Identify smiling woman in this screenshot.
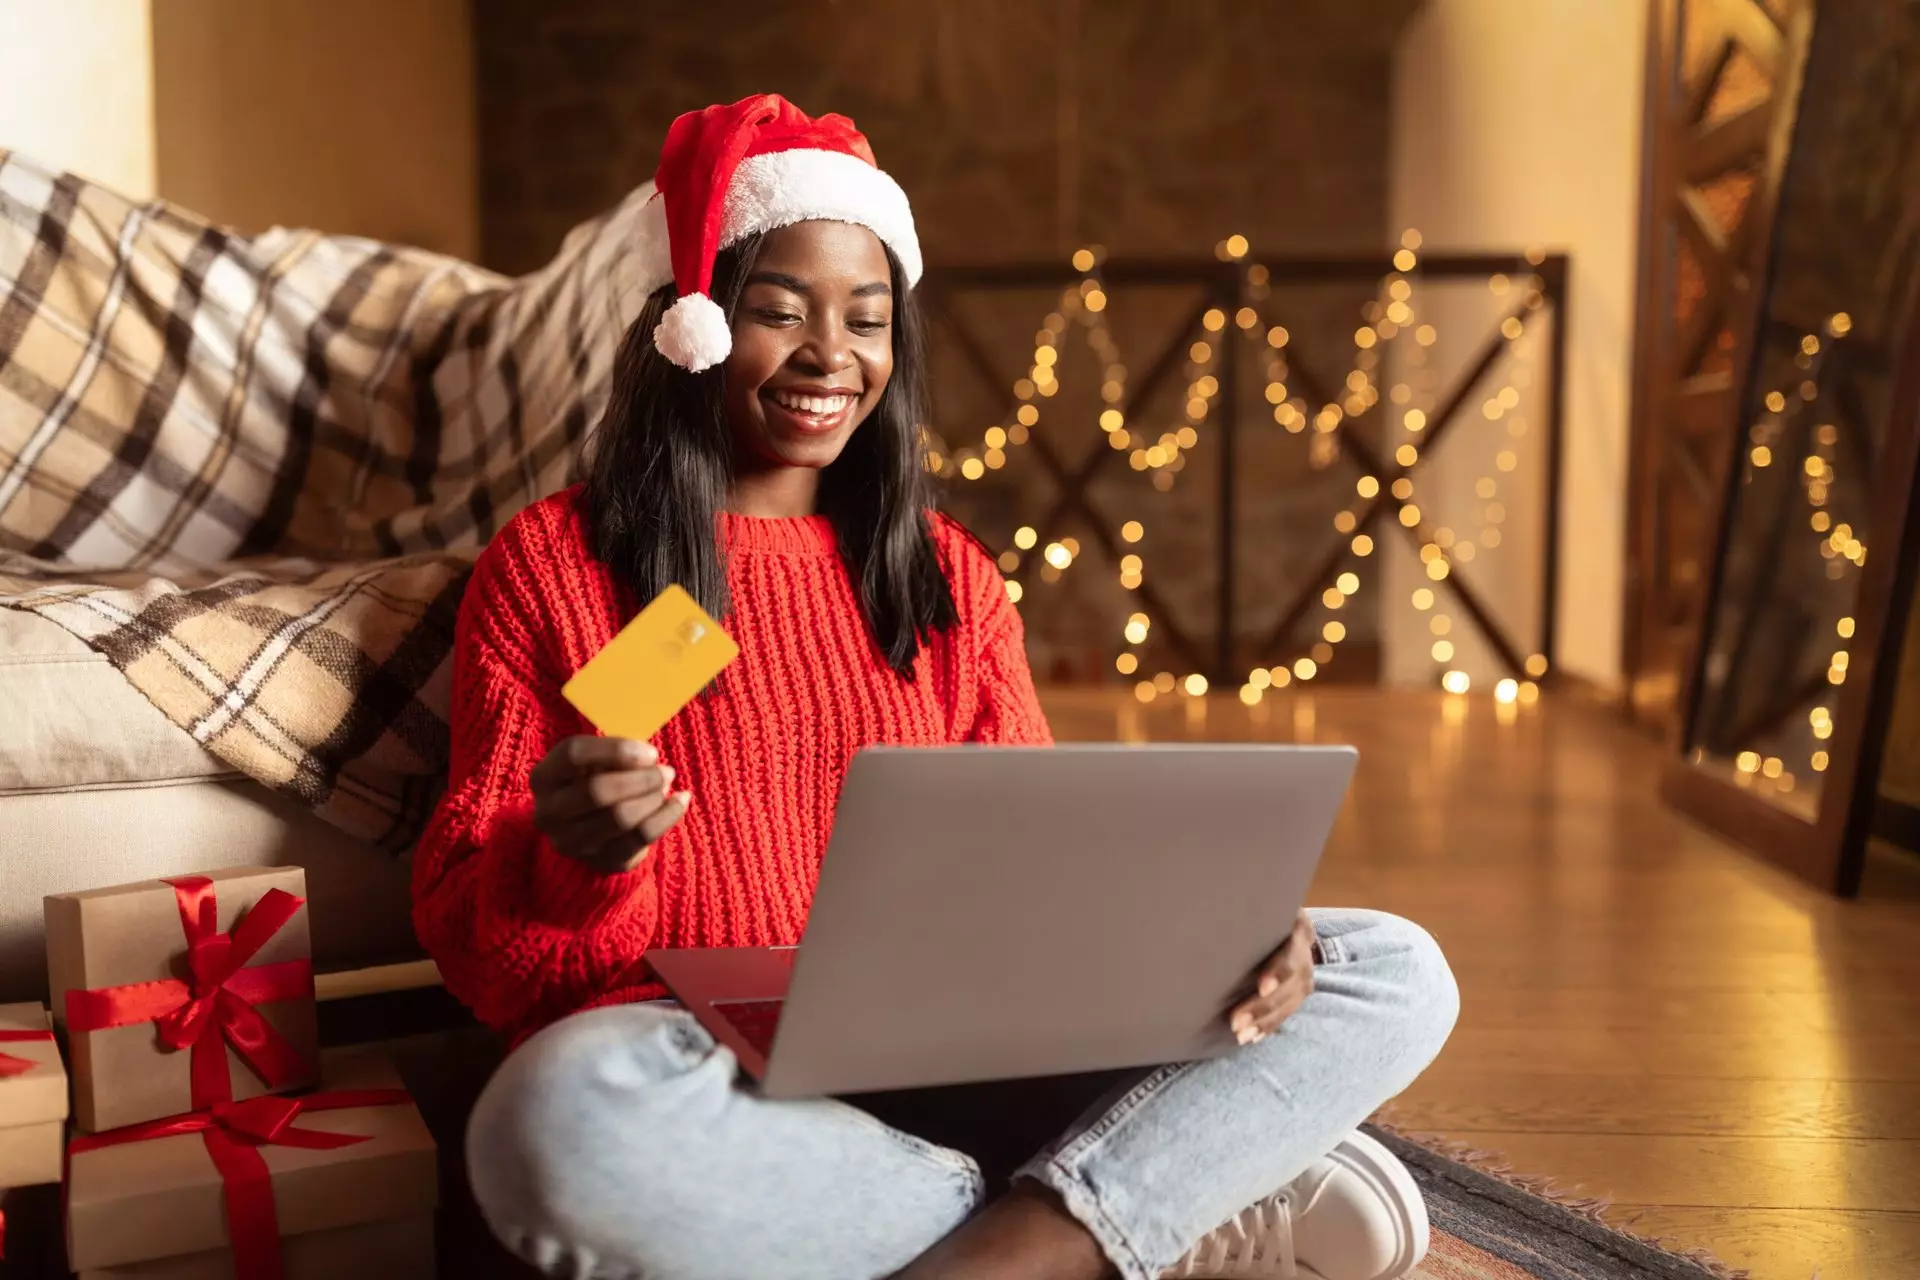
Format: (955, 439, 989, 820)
(580, 210, 950, 676)
(412, 92, 1455, 1280)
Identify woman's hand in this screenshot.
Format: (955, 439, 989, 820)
(1228, 910, 1317, 1045)
(532, 736, 691, 875)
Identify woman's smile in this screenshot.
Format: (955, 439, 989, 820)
(763, 383, 861, 434)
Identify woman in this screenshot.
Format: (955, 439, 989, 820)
(413, 95, 1459, 1280)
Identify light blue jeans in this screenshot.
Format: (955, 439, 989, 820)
(467, 909, 1458, 1280)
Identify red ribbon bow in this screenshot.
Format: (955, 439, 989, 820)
(64, 876, 314, 1110)
(0, 1028, 53, 1079)
(68, 1089, 410, 1280)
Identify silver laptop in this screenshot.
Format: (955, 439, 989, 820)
(647, 743, 1357, 1099)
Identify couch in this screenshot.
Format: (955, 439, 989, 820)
(0, 149, 658, 1003)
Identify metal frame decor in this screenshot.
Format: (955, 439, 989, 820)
(918, 250, 1567, 695)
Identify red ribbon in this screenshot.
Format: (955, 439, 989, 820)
(68, 1089, 410, 1280)
(0, 1029, 53, 1079)
(64, 876, 314, 1109)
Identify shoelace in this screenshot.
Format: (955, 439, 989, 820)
(1167, 1194, 1297, 1279)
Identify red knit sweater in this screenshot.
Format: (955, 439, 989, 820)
(410, 487, 1052, 1043)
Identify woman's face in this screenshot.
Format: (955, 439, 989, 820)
(722, 220, 895, 474)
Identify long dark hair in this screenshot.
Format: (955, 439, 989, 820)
(581, 232, 957, 676)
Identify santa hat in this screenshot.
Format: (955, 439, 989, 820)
(640, 94, 923, 373)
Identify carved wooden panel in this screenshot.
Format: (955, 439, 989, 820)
(1623, 0, 1816, 732)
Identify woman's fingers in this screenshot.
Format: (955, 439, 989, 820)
(536, 763, 674, 830)
(1230, 913, 1321, 1041)
(532, 735, 656, 790)
(588, 791, 694, 873)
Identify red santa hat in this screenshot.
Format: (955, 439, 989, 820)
(639, 93, 923, 372)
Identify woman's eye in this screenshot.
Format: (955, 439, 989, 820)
(754, 308, 801, 325)
(849, 317, 892, 334)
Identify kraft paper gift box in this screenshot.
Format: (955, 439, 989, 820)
(65, 1048, 439, 1280)
(0, 1002, 67, 1188)
(47, 867, 319, 1133)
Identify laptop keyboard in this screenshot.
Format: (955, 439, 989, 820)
(713, 999, 785, 1056)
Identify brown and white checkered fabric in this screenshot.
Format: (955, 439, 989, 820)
(0, 149, 656, 849)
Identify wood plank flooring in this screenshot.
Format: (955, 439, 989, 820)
(1042, 687, 1920, 1280)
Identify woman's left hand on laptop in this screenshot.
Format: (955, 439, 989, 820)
(1228, 909, 1317, 1045)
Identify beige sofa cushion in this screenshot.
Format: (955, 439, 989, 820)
(0, 611, 231, 791)
(0, 778, 419, 1003)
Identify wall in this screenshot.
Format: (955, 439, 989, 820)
(475, 0, 1411, 273)
(0, 0, 156, 196)
(150, 0, 478, 257)
(1388, 0, 1646, 691)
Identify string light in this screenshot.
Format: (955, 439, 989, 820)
(985, 237, 1554, 704)
(1728, 312, 1857, 781)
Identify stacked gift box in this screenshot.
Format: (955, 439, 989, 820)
(0, 866, 439, 1278)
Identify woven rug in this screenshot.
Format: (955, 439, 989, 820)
(1367, 1126, 1746, 1280)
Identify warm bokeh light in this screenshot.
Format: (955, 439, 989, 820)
(1352, 534, 1374, 556)
(1004, 580, 1023, 603)
(1495, 678, 1519, 704)
(1184, 673, 1209, 697)
(1441, 670, 1471, 694)
(1121, 520, 1144, 543)
(1115, 652, 1138, 675)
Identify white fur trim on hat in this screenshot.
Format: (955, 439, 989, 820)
(719, 149, 923, 283)
(652, 292, 733, 372)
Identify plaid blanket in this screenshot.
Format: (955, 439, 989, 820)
(0, 150, 655, 850)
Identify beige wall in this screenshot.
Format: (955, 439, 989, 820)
(0, 0, 156, 196)
(1387, 0, 1645, 690)
(151, 0, 478, 257)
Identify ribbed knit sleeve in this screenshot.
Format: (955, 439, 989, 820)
(410, 505, 660, 1040)
(936, 517, 1054, 746)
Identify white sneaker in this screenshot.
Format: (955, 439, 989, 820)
(1163, 1129, 1429, 1280)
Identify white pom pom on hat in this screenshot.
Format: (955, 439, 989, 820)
(644, 94, 923, 372)
(652, 293, 734, 373)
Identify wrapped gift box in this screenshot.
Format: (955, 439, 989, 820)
(66, 1048, 438, 1279)
(47, 867, 319, 1132)
(0, 1002, 67, 1187)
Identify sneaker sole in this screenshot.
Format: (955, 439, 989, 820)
(1323, 1130, 1429, 1280)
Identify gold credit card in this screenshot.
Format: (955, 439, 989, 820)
(561, 585, 739, 743)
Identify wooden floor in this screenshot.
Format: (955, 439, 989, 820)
(1043, 686, 1920, 1280)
